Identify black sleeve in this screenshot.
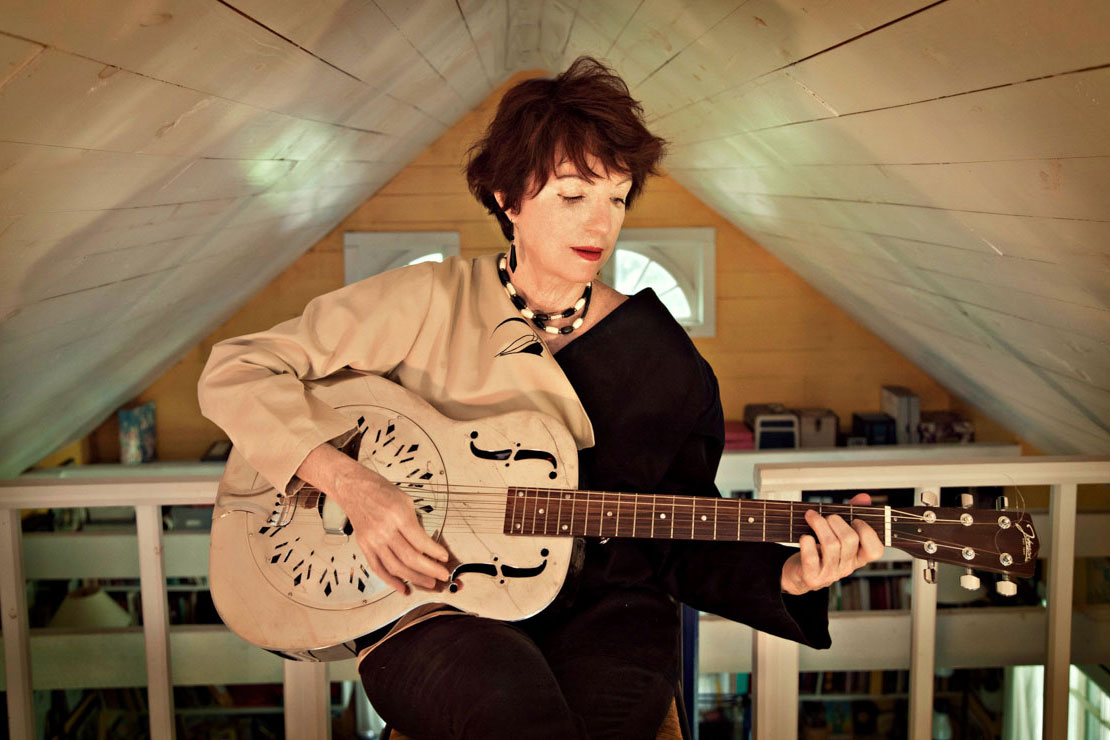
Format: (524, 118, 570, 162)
(654, 386, 832, 649)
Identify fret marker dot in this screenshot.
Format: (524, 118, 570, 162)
(701, 515, 707, 521)
(514, 524, 521, 529)
(748, 516, 755, 523)
(606, 511, 613, 517)
(518, 492, 524, 497)
(660, 513, 667, 519)
(561, 524, 568, 531)
(565, 494, 571, 499)
(538, 508, 545, 515)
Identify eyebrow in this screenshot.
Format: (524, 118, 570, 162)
(555, 172, 632, 186)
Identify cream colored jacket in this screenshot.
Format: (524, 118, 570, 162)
(198, 253, 595, 495)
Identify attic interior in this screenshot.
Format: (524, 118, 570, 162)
(0, 1, 1108, 739)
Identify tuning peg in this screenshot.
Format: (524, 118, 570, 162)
(960, 493, 974, 508)
(920, 489, 939, 507)
(960, 568, 980, 590)
(996, 576, 1017, 597)
(996, 495, 1009, 510)
(923, 560, 937, 584)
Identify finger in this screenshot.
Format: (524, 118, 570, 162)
(378, 543, 436, 590)
(799, 534, 821, 587)
(393, 535, 451, 583)
(848, 492, 871, 506)
(805, 510, 841, 569)
(853, 519, 885, 563)
(826, 514, 860, 572)
(400, 519, 451, 566)
(364, 550, 410, 596)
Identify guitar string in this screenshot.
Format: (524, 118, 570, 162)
(391, 488, 1013, 527)
(291, 489, 1021, 537)
(286, 486, 1029, 549)
(303, 479, 1016, 528)
(392, 482, 1015, 525)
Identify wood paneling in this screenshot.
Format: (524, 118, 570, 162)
(10, 0, 1107, 474)
(639, 0, 934, 121)
(652, 0, 1110, 140)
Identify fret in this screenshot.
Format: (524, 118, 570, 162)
(504, 487, 518, 534)
(671, 494, 693, 541)
(600, 491, 617, 538)
(650, 496, 656, 538)
(522, 488, 538, 535)
(582, 490, 590, 537)
(632, 493, 638, 538)
(570, 489, 578, 536)
(761, 501, 766, 542)
(557, 490, 570, 536)
(615, 490, 621, 536)
(713, 498, 718, 541)
(789, 504, 794, 543)
(717, 498, 739, 543)
(737, 499, 742, 541)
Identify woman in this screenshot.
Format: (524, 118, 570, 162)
(199, 57, 882, 738)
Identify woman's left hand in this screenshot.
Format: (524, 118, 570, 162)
(780, 492, 885, 595)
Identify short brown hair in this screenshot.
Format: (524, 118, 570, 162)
(465, 56, 668, 242)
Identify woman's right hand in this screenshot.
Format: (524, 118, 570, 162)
(297, 443, 451, 595)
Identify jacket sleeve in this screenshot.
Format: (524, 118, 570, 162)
(197, 262, 435, 494)
(656, 388, 831, 649)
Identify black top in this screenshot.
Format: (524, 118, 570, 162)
(545, 288, 830, 650)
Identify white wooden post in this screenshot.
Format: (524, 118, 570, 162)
(752, 488, 801, 740)
(1044, 482, 1077, 738)
(909, 488, 939, 740)
(136, 504, 176, 739)
(284, 660, 330, 739)
(0, 508, 34, 740)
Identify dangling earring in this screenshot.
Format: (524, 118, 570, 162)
(508, 241, 518, 272)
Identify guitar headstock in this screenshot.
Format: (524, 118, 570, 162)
(889, 506, 1039, 579)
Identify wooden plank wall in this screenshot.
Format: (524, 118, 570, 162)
(0, 0, 508, 477)
(10, 0, 1106, 475)
(637, 0, 1110, 455)
(84, 70, 956, 464)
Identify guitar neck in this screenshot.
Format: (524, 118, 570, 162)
(503, 487, 891, 546)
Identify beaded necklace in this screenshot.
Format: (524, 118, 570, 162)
(497, 253, 592, 336)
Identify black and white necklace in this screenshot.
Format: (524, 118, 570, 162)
(497, 254, 592, 336)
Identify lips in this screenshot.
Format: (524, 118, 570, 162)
(572, 247, 602, 261)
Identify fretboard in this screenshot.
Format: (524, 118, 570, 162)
(503, 487, 891, 545)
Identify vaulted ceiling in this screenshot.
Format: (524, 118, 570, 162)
(1, 0, 1107, 477)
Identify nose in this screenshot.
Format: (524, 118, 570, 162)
(584, 197, 613, 237)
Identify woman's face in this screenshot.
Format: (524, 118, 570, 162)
(498, 152, 633, 287)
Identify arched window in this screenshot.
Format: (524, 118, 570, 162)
(610, 249, 693, 321)
(602, 228, 716, 336)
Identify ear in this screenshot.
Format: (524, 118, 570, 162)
(494, 191, 516, 219)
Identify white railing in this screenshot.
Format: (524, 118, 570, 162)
(749, 455, 1110, 740)
(1, 454, 1108, 739)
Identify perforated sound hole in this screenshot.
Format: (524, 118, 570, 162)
(248, 406, 447, 610)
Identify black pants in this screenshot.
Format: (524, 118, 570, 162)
(358, 588, 680, 739)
